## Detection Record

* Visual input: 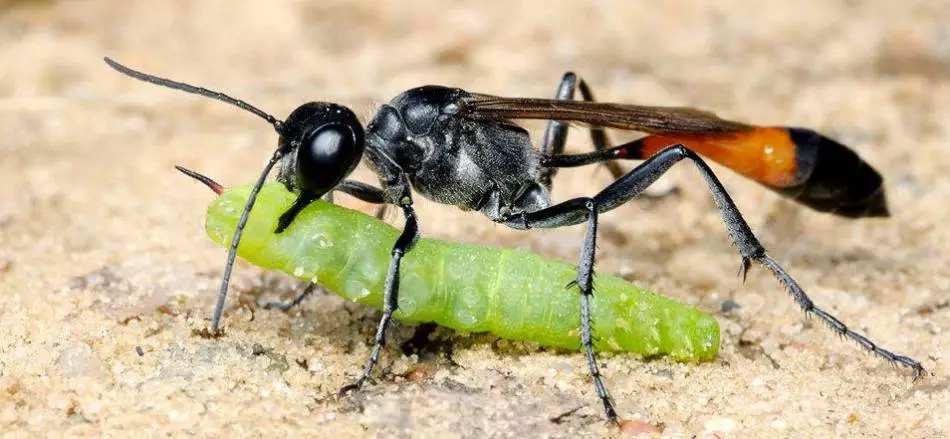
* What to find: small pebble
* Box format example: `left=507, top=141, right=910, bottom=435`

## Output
left=721, top=299, right=741, bottom=313
left=619, top=419, right=662, bottom=436
left=405, top=363, right=438, bottom=382
left=57, top=342, right=104, bottom=378
left=704, top=416, right=737, bottom=433
left=251, top=343, right=266, bottom=355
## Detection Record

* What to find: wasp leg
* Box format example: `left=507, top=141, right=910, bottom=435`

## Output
left=263, top=181, right=389, bottom=312
left=507, top=146, right=924, bottom=418
left=260, top=282, right=323, bottom=311
left=340, top=202, right=420, bottom=395
left=335, top=180, right=388, bottom=204
left=539, top=72, right=624, bottom=191
left=338, top=180, right=389, bottom=219
left=323, top=180, right=423, bottom=393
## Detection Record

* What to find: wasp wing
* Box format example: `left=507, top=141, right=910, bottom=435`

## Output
left=461, top=94, right=887, bottom=218
left=463, top=94, right=753, bottom=133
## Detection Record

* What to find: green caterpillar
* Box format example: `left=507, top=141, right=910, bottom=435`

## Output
left=203, top=181, right=720, bottom=361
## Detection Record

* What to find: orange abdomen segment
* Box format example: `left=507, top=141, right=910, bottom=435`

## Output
left=628, top=127, right=804, bottom=189
left=622, top=127, right=887, bottom=218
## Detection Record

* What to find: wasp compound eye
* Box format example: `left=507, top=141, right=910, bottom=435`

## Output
left=294, top=124, right=361, bottom=194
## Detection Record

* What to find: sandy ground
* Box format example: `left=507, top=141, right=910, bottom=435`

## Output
left=1, top=1, right=948, bottom=437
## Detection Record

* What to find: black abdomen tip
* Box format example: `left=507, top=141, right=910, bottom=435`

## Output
left=780, top=128, right=889, bottom=218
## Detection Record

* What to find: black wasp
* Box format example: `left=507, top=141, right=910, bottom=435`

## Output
left=105, top=57, right=922, bottom=424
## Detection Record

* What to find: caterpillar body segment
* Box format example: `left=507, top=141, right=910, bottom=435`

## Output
left=206, top=183, right=720, bottom=361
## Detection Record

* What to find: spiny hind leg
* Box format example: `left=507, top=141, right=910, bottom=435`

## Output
left=519, top=144, right=924, bottom=386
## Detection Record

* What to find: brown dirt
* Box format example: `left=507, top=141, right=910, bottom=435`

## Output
left=1, top=1, right=947, bottom=437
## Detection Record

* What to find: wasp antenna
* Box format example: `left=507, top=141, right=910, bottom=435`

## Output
left=103, top=57, right=284, bottom=133
left=175, top=166, right=224, bottom=195
left=210, top=150, right=284, bottom=332
left=105, top=57, right=290, bottom=333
